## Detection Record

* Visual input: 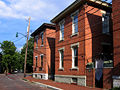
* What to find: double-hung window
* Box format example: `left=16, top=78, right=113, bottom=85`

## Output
left=71, top=10, right=79, bottom=35
left=40, top=32, right=44, bottom=45
left=58, top=47, right=64, bottom=69
left=35, top=56, right=38, bottom=67
left=41, top=55, right=43, bottom=67
left=35, top=36, right=38, bottom=48
left=71, top=43, right=79, bottom=68
left=102, top=13, right=110, bottom=34
left=59, top=19, right=65, bottom=41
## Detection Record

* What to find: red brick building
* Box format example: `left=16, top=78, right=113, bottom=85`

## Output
left=51, top=0, right=112, bottom=88
left=31, top=23, right=56, bottom=80
left=112, top=0, right=120, bottom=88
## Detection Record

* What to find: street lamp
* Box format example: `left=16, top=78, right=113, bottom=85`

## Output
left=16, top=17, right=31, bottom=77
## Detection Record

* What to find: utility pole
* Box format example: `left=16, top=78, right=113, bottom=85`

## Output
left=24, top=17, right=31, bottom=77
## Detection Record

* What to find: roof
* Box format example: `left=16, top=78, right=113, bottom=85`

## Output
left=31, top=23, right=56, bottom=37
left=51, top=0, right=112, bottom=23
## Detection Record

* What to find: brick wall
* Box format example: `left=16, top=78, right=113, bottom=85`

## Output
left=103, top=68, right=113, bottom=89
left=33, top=28, right=56, bottom=76
left=113, top=0, right=120, bottom=76
left=55, top=4, right=112, bottom=76
left=55, top=5, right=86, bottom=76
left=86, top=68, right=95, bottom=87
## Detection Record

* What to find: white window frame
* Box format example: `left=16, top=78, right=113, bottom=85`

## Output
left=58, top=47, right=64, bottom=69
left=59, top=19, right=65, bottom=41
left=71, top=43, right=79, bottom=69
left=71, top=10, right=79, bottom=35
left=102, top=13, right=110, bottom=34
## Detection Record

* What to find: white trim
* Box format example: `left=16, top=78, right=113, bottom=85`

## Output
left=58, top=48, right=64, bottom=69
left=33, top=73, right=48, bottom=80
left=71, top=42, right=79, bottom=48
left=59, top=19, right=65, bottom=26
left=59, top=19, right=65, bottom=41
left=40, top=54, right=44, bottom=56
left=71, top=43, right=79, bottom=68
left=112, top=76, right=120, bottom=79
left=71, top=10, right=79, bottom=34
left=58, top=47, right=65, bottom=51
left=71, top=10, right=79, bottom=17
left=55, top=74, right=86, bottom=78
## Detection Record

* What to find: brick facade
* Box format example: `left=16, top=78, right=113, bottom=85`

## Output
left=31, top=23, right=56, bottom=80
left=51, top=0, right=112, bottom=88
left=112, top=0, right=120, bottom=88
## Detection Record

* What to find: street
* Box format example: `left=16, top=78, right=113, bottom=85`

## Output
left=0, top=73, right=49, bottom=90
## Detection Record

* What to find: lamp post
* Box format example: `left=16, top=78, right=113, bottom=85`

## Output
left=16, top=17, right=31, bottom=77
left=24, top=17, right=31, bottom=77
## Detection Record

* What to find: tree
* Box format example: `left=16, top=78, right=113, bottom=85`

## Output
left=0, top=41, right=16, bottom=74
left=21, top=37, right=34, bottom=73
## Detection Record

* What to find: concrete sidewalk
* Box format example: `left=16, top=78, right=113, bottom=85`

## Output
left=24, top=76, right=104, bottom=90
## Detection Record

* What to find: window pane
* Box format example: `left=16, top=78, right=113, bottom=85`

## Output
left=61, top=51, right=64, bottom=68
left=36, top=57, right=37, bottom=67
left=41, top=56, right=43, bottom=67
left=60, top=24, right=64, bottom=40
left=74, top=15, right=78, bottom=33
left=36, top=37, right=38, bottom=47
left=74, top=47, right=78, bottom=67
left=41, top=33, right=44, bottom=45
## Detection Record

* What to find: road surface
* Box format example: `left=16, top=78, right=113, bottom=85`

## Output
left=0, top=73, right=49, bottom=90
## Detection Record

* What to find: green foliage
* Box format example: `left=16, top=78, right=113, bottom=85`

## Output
left=0, top=41, right=16, bottom=73
left=110, top=87, right=120, bottom=90
left=0, top=38, right=34, bottom=73
left=21, top=37, right=34, bottom=72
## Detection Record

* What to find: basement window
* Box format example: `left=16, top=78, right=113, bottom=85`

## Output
left=71, top=78, right=77, bottom=85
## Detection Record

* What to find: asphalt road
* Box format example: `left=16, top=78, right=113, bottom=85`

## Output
left=0, top=73, right=49, bottom=90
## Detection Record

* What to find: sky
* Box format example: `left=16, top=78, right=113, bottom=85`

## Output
left=0, top=0, right=75, bottom=51
left=0, top=0, right=112, bottom=51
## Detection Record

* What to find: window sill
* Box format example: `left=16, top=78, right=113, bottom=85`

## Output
left=58, top=68, right=64, bottom=71
left=71, top=32, right=78, bottom=37
left=40, top=45, right=44, bottom=47
left=70, top=67, right=79, bottom=70
left=59, top=39, right=64, bottom=42
left=35, top=47, right=38, bottom=49
left=102, top=32, right=110, bottom=35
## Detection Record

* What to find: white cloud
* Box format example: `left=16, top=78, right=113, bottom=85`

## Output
left=0, top=0, right=75, bottom=20
left=17, top=46, right=23, bottom=51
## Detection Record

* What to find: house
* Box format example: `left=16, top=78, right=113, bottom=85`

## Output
left=112, top=0, right=120, bottom=88
left=31, top=23, right=56, bottom=80
left=51, top=0, right=112, bottom=88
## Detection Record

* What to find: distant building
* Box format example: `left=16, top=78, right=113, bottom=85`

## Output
left=31, top=23, right=56, bottom=80
left=51, top=0, right=112, bottom=89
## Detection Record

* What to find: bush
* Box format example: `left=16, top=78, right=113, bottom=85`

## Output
left=110, top=87, right=120, bottom=90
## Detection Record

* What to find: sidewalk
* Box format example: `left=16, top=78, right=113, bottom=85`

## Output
left=24, top=76, right=105, bottom=90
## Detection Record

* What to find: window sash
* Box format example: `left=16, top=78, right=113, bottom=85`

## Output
left=35, top=57, right=38, bottom=67
left=59, top=50, right=64, bottom=68
left=72, top=15, right=78, bottom=34
left=41, top=56, right=43, bottom=67
left=41, top=33, right=44, bottom=45
left=72, top=46, right=78, bottom=68
left=35, top=36, right=38, bottom=47
left=102, top=15, right=109, bottom=33
left=60, top=23, right=64, bottom=40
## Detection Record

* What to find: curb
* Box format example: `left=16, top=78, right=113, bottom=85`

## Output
left=23, top=79, right=63, bottom=90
